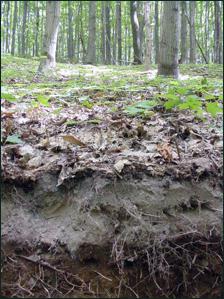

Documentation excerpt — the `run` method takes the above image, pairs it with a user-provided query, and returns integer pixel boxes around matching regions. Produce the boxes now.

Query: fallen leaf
[114,159,130,173]
[157,143,173,162]
[5,134,23,144]
[62,135,87,147]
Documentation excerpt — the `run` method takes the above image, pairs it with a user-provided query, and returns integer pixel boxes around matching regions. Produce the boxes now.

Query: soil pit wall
[1,171,223,298]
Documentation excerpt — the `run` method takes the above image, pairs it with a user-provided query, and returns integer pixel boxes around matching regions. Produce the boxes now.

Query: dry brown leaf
[114,159,130,173]
[157,143,173,162]
[62,135,87,147]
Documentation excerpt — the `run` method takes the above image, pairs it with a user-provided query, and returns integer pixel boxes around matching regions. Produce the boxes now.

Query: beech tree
[38,1,60,73]
[214,1,221,63]
[116,1,122,65]
[105,2,111,64]
[67,1,74,62]
[180,1,188,64]
[158,1,180,78]
[154,2,159,64]
[21,1,28,56]
[11,1,18,55]
[85,1,96,64]
[189,1,196,63]
[130,1,142,64]
[144,1,152,68]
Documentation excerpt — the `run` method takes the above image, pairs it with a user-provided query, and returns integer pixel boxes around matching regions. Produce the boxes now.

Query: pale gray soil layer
[2,172,222,257]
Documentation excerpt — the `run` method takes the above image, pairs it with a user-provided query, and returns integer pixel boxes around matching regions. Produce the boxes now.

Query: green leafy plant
[124,100,157,116]
[206,102,222,117]
[1,93,17,103]
[5,134,23,144]
[164,94,181,109]
[36,95,50,107]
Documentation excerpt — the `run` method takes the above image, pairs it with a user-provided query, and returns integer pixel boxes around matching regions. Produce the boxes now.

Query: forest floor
[1,55,223,298]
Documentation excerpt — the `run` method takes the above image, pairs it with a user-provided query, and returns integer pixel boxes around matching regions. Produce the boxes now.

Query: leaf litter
[1,65,223,185]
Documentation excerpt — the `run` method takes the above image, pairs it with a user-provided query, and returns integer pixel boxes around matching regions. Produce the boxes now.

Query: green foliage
[135,100,157,109]
[36,95,50,107]
[124,100,157,116]
[5,134,23,144]
[164,94,181,109]
[1,93,17,103]
[65,120,80,126]
[206,102,223,117]
[52,107,63,115]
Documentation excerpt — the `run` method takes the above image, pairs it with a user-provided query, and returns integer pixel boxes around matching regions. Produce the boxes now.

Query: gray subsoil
[1,168,223,298]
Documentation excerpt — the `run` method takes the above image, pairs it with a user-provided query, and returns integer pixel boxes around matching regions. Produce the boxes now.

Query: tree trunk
[80,2,86,62]
[38,1,60,73]
[189,1,196,63]
[116,1,122,65]
[26,2,30,56]
[21,1,28,56]
[101,1,106,64]
[6,1,10,53]
[17,2,22,55]
[179,1,187,64]
[220,1,223,63]
[214,1,221,63]
[11,1,18,55]
[144,1,152,69]
[205,1,209,62]
[67,1,74,62]
[130,1,142,64]
[105,2,111,64]
[138,2,144,62]
[85,1,96,64]
[158,1,180,78]
[113,25,117,64]
[124,26,128,64]
[75,2,81,62]
[154,2,159,64]
[35,1,40,57]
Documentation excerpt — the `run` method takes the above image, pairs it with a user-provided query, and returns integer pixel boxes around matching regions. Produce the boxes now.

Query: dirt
[1,166,223,298]
[1,62,223,298]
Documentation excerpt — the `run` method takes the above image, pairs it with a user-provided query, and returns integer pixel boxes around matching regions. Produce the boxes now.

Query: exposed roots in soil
[1,231,222,298]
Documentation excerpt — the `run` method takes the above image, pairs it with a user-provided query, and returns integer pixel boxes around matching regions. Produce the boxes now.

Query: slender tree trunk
[5,1,10,53]
[75,2,80,62]
[205,1,209,62]
[189,1,196,63]
[124,26,128,64]
[220,1,223,63]
[67,1,74,62]
[138,1,144,62]
[154,2,159,64]
[214,1,221,63]
[18,2,22,55]
[85,1,96,64]
[1,2,5,53]
[179,1,187,64]
[113,25,117,64]
[144,1,152,68]
[116,1,122,65]
[38,1,60,73]
[21,1,28,56]
[26,2,30,56]
[130,1,142,64]
[101,1,106,64]
[80,2,86,62]
[105,2,111,64]
[158,1,180,78]
[35,1,40,56]
[11,1,18,55]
